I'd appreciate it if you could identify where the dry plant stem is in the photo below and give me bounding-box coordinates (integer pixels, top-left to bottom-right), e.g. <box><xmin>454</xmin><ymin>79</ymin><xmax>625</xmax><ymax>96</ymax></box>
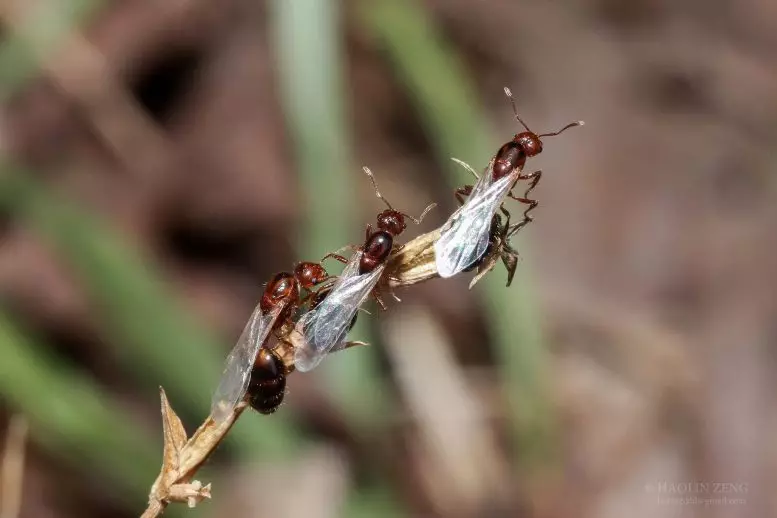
<box><xmin>141</xmin><ymin>226</ymin><xmax>448</xmax><ymax>517</ymax></box>
<box><xmin>142</xmin><ymin>388</ymin><xmax>246</xmax><ymax>518</ymax></box>
<box><xmin>387</xmin><ymin>213</ymin><xmax>519</xmax><ymax>290</ymax></box>
<box><xmin>386</xmin><ymin>227</ymin><xmax>441</xmax><ymax>288</ymax></box>
<box><xmin>0</xmin><ymin>415</ymin><xmax>28</xmax><ymax>518</ymax></box>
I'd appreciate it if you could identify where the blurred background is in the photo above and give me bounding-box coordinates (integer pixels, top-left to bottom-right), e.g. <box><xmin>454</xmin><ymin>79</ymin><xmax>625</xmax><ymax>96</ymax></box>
<box><xmin>0</xmin><ymin>0</ymin><xmax>774</xmax><ymax>517</ymax></box>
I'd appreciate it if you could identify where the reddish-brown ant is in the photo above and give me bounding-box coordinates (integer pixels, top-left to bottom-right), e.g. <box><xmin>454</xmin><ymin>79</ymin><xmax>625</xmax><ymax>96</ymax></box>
<box><xmin>236</xmin><ymin>262</ymin><xmax>333</xmax><ymax>415</ymax></box>
<box><xmin>321</xmin><ymin>167</ymin><xmax>435</xmax><ymax>309</ymax></box>
<box><xmin>260</xmin><ymin>262</ymin><xmax>333</xmax><ymax>320</ymax></box>
<box><xmin>456</xmin><ymin>87</ymin><xmax>583</xmax><ymax>237</ymax></box>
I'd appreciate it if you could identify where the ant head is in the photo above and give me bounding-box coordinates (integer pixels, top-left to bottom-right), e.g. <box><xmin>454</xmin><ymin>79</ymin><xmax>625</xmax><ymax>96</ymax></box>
<box><xmin>514</xmin><ymin>132</ymin><xmax>543</xmax><ymax>157</ymax></box>
<box><xmin>293</xmin><ymin>262</ymin><xmax>328</xmax><ymax>290</ymax></box>
<box><xmin>377</xmin><ymin>209</ymin><xmax>406</xmax><ymax>236</ymax></box>
<box><xmin>503</xmin><ymin>86</ymin><xmax>584</xmax><ymax>155</ymax></box>
<box><xmin>362</xmin><ymin>166</ymin><xmax>436</xmax><ymax>236</ymax></box>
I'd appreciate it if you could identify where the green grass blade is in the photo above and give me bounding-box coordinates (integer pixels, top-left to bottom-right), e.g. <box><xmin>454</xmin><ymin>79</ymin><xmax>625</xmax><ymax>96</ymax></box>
<box><xmin>0</xmin><ymin>310</ymin><xmax>156</xmax><ymax>504</ymax></box>
<box><xmin>0</xmin><ymin>0</ymin><xmax>104</xmax><ymax>101</ymax></box>
<box><xmin>271</xmin><ymin>0</ymin><xmax>389</xmax><ymax>426</ymax></box>
<box><xmin>0</xmin><ymin>166</ymin><xmax>302</xmax><ymax>457</ymax></box>
<box><xmin>360</xmin><ymin>0</ymin><xmax>556</xmax><ymax>463</ymax></box>
<box><xmin>359</xmin><ymin>0</ymin><xmax>492</xmax><ymax>173</ymax></box>
<box><xmin>272</xmin><ymin>1</ymin><xmax>398</xmax><ymax>514</ymax></box>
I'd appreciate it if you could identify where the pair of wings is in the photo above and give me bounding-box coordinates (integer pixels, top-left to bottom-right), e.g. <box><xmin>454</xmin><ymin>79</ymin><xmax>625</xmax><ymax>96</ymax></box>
<box><xmin>210</xmin><ymin>250</ymin><xmax>383</xmax><ymax>422</ymax></box>
<box><xmin>434</xmin><ymin>161</ymin><xmax>520</xmax><ymax>278</ymax></box>
<box><xmin>211</xmin><ymin>302</ymin><xmax>284</xmax><ymax>423</ymax></box>
<box><xmin>294</xmin><ymin>250</ymin><xmax>384</xmax><ymax>372</ymax></box>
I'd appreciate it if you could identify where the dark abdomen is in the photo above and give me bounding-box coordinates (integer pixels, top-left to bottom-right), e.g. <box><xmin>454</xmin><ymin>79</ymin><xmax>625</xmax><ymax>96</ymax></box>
<box><xmin>247</xmin><ymin>349</ymin><xmax>286</xmax><ymax>414</ymax></box>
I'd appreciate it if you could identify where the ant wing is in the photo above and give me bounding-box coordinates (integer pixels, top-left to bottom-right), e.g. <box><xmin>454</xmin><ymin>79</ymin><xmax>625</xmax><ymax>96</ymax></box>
<box><xmin>337</xmin><ymin>247</ymin><xmax>362</xmax><ymax>279</ymax></box>
<box><xmin>434</xmin><ymin>169</ymin><xmax>519</xmax><ymax>278</ymax></box>
<box><xmin>294</xmin><ymin>251</ymin><xmax>384</xmax><ymax>372</ymax></box>
<box><xmin>468</xmin><ymin>159</ymin><xmax>496</xmax><ymax>199</ymax></box>
<box><xmin>211</xmin><ymin>303</ymin><xmax>283</xmax><ymax>423</ymax></box>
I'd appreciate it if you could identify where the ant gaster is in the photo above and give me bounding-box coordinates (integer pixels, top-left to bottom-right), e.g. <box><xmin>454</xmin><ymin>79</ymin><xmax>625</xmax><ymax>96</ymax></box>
<box><xmin>247</xmin><ymin>348</ymin><xmax>286</xmax><ymax>414</ymax></box>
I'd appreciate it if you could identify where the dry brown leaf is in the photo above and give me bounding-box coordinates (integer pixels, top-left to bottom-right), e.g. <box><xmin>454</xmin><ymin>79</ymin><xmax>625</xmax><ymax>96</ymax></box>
<box><xmin>143</xmin><ymin>388</ymin><xmax>245</xmax><ymax>518</ymax></box>
<box><xmin>159</xmin><ymin>388</ymin><xmax>187</xmax><ymax>489</ymax></box>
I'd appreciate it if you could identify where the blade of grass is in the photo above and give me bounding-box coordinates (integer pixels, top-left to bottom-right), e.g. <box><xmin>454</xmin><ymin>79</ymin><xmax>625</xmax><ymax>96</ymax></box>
<box><xmin>359</xmin><ymin>0</ymin><xmax>492</xmax><ymax>173</ymax></box>
<box><xmin>360</xmin><ymin>0</ymin><xmax>556</xmax><ymax>464</ymax></box>
<box><xmin>0</xmin><ymin>309</ymin><xmax>160</xmax><ymax>507</ymax></box>
<box><xmin>341</xmin><ymin>480</ymin><xmax>404</xmax><ymax>518</ymax></box>
<box><xmin>0</xmin><ymin>166</ymin><xmax>302</xmax><ymax>457</ymax></box>
<box><xmin>272</xmin><ymin>1</ymin><xmax>399</xmax><ymax>515</ymax></box>
<box><xmin>271</xmin><ymin>0</ymin><xmax>390</xmax><ymax>426</ymax></box>
<box><xmin>0</xmin><ymin>0</ymin><xmax>104</xmax><ymax>101</ymax></box>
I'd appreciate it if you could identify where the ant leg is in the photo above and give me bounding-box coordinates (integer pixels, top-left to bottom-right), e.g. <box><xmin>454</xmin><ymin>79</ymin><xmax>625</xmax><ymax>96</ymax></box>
<box><xmin>455</xmin><ymin>184</ymin><xmax>473</xmax><ymax>206</ymax></box>
<box><xmin>507</xmin><ymin>169</ymin><xmax>541</xmax><ymax>203</ymax></box>
<box><xmin>365</xmin><ymin>224</ymin><xmax>373</xmax><ymax>242</ymax></box>
<box><xmin>321</xmin><ymin>244</ymin><xmax>358</xmax><ymax>265</ymax></box>
<box><xmin>383</xmin><ymin>278</ymin><xmax>403</xmax><ymax>303</ymax></box>
<box><xmin>499</xmin><ymin>204</ymin><xmax>512</xmax><ymax>228</ymax></box>
<box><xmin>508</xmin><ymin>195</ymin><xmax>538</xmax><ymax>224</ymax></box>
<box><xmin>507</xmin><ymin>170</ymin><xmax>542</xmax><ymax>236</ymax></box>
<box><xmin>330</xmin><ymin>340</ymin><xmax>370</xmax><ymax>353</ymax></box>
<box><xmin>373</xmin><ymin>290</ymin><xmax>389</xmax><ymax>311</ymax></box>
<box><xmin>507</xmin><ymin>197</ymin><xmax>538</xmax><ymax>236</ymax></box>
<box><xmin>321</xmin><ymin>253</ymin><xmax>349</xmax><ymax>264</ymax></box>
<box><xmin>320</xmin><ymin>275</ymin><xmax>338</xmax><ymax>285</ymax></box>
<box><xmin>306</xmin><ymin>275</ymin><xmax>339</xmax><ymax>297</ymax></box>
<box><xmin>384</xmin><ymin>275</ymin><xmax>405</xmax><ymax>295</ymax></box>
<box><xmin>517</xmin><ymin>169</ymin><xmax>542</xmax><ymax>194</ymax></box>
<box><xmin>469</xmin><ymin>253</ymin><xmax>498</xmax><ymax>289</ymax></box>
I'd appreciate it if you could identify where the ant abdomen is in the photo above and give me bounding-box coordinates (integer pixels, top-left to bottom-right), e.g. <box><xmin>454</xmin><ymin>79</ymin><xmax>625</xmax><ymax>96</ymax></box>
<box><xmin>247</xmin><ymin>349</ymin><xmax>286</xmax><ymax>415</ymax></box>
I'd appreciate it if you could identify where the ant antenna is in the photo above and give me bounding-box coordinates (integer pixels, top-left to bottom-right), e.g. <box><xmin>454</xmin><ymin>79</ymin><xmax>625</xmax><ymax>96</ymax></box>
<box><xmin>362</xmin><ymin>166</ymin><xmax>394</xmax><ymax>210</ymax></box>
<box><xmin>504</xmin><ymin>87</ymin><xmax>532</xmax><ymax>133</ymax></box>
<box><xmin>539</xmin><ymin>120</ymin><xmax>585</xmax><ymax>138</ymax></box>
<box><xmin>404</xmin><ymin>202</ymin><xmax>437</xmax><ymax>225</ymax></box>
<box><xmin>363</xmin><ymin>166</ymin><xmax>436</xmax><ymax>225</ymax></box>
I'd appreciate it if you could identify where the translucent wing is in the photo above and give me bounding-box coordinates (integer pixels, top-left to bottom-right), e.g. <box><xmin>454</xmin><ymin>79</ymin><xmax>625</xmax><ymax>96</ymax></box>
<box><xmin>211</xmin><ymin>303</ymin><xmax>283</xmax><ymax>423</ymax></box>
<box><xmin>468</xmin><ymin>160</ymin><xmax>496</xmax><ymax>199</ymax></box>
<box><xmin>434</xmin><ymin>168</ymin><xmax>519</xmax><ymax>278</ymax></box>
<box><xmin>294</xmin><ymin>251</ymin><xmax>384</xmax><ymax>372</ymax></box>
